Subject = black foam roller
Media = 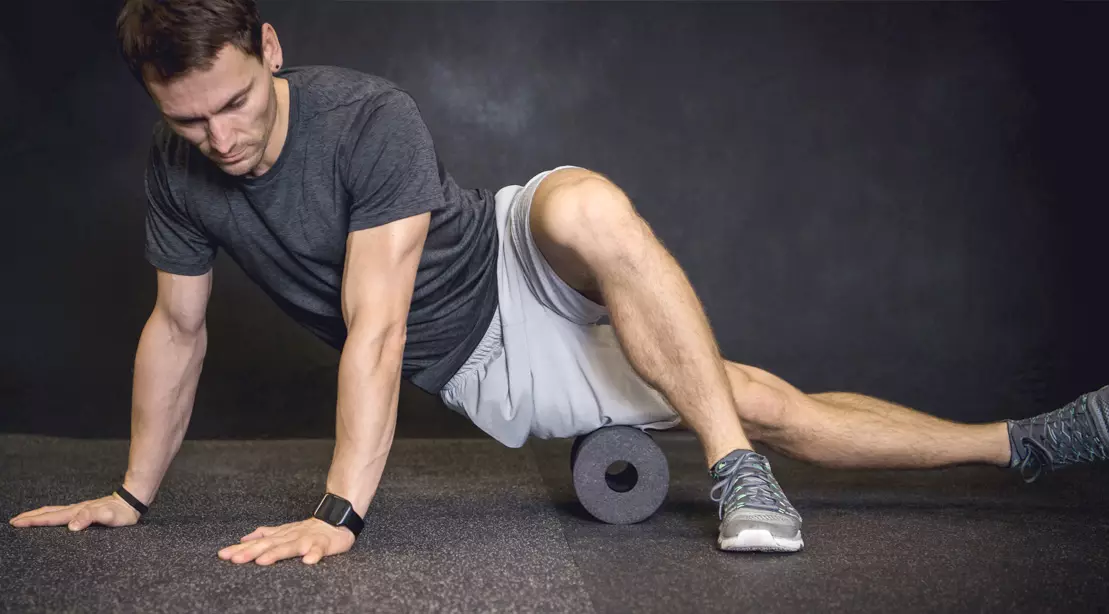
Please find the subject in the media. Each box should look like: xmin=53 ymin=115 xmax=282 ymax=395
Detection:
xmin=570 ymin=434 xmax=585 ymax=470
xmin=570 ymin=426 xmax=670 ymax=525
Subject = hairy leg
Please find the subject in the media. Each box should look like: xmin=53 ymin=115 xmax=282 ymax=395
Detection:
xmin=724 ymin=362 xmax=1013 ymax=469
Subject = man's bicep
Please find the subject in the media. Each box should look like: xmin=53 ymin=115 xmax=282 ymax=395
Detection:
xmin=341 ymin=212 xmax=431 ymax=335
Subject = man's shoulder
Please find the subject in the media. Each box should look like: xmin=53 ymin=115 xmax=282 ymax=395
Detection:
xmin=146 ymin=121 xmax=222 ymax=208
xmin=147 ymin=120 xmax=194 ymax=176
xmin=285 ymin=65 xmax=409 ymax=118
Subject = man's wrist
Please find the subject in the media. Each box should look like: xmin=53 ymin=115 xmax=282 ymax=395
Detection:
xmin=113 ymin=486 xmax=149 ymax=515
xmin=326 ymin=450 xmax=390 ymax=518
xmin=312 ymin=493 xmax=365 ymax=538
xmin=323 ymin=480 xmax=371 ymax=518
xmin=121 ymin=475 xmax=156 ymax=507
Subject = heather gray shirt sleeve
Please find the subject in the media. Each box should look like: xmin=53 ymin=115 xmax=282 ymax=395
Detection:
xmin=143 ymin=138 xmax=218 ymax=276
xmin=341 ymin=90 xmax=445 ymax=233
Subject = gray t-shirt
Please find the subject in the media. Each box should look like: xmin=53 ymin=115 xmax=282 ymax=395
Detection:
xmin=144 ymin=65 xmax=498 ymax=395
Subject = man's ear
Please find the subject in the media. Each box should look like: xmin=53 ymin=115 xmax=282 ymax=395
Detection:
xmin=261 ymin=23 xmax=284 ymax=73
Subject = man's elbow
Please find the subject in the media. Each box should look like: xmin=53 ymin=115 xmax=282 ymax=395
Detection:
xmin=344 ymin=319 xmax=407 ymax=360
xmin=150 ymin=306 xmax=206 ymax=343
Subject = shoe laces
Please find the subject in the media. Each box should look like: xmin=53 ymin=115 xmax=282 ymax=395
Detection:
xmin=1017 ymin=392 xmax=1108 ymax=483
xmin=709 ymin=453 xmax=798 ymax=521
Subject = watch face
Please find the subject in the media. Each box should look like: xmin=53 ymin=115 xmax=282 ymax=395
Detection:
xmin=315 ymin=495 xmax=351 ymax=524
xmin=313 ymin=494 xmax=364 ymax=538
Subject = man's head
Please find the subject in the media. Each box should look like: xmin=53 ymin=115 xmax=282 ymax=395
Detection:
xmin=117 ymin=0 xmax=285 ymax=176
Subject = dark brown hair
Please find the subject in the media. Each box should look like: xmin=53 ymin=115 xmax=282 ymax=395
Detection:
xmin=116 ymin=0 xmax=264 ymax=84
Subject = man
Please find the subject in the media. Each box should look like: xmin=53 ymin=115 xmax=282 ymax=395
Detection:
xmin=9 ymin=0 xmax=1108 ymax=565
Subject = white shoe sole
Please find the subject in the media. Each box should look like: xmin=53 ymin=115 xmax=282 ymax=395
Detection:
xmin=718 ymin=529 xmax=804 ymax=553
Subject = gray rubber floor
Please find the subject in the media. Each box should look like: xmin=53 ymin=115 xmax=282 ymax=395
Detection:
xmin=2 ymin=432 xmax=1107 ymax=613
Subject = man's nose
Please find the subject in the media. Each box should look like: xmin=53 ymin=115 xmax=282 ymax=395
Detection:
xmin=207 ymin=117 xmax=234 ymax=155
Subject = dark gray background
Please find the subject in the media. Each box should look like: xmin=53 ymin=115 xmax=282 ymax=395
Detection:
xmin=1 ymin=1 xmax=1105 ymax=439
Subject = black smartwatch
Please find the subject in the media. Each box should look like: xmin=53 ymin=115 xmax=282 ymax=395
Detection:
xmin=312 ymin=493 xmax=365 ymax=538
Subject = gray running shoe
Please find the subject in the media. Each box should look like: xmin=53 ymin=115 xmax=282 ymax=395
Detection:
xmin=709 ymin=449 xmax=803 ymax=552
xmin=1008 ymin=386 xmax=1109 ymax=483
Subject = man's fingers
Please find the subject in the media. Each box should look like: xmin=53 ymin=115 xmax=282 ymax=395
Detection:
xmin=302 ymin=542 xmax=326 ymax=565
xmin=68 ymin=507 xmax=93 ymax=531
xmin=221 ymin=536 xmax=297 ymax=564
xmin=238 ymin=536 xmax=298 ymax=564
xmin=218 ymin=541 xmax=254 ymax=560
xmin=12 ymin=505 xmax=68 ymax=520
xmin=17 ymin=507 xmax=79 ymax=528
xmin=10 ymin=506 xmax=74 ymax=526
xmin=256 ymin=538 xmax=312 ymax=566
xmin=220 ymin=536 xmax=268 ymax=559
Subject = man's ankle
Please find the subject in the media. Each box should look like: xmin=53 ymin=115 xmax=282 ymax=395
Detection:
xmin=709 ymin=448 xmax=761 ymax=480
xmin=999 ymin=421 xmax=1016 ymax=468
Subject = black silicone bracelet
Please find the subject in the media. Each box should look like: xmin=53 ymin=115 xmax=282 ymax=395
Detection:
xmin=114 ymin=486 xmax=149 ymax=516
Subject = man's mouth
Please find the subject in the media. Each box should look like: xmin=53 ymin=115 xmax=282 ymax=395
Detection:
xmin=218 ymin=150 xmax=245 ymax=164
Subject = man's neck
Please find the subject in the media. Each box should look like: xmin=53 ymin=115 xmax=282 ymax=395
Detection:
xmin=251 ymin=77 xmax=290 ymax=177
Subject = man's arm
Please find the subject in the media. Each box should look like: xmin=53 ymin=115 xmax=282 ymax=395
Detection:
xmin=218 ymin=88 xmax=443 ymax=566
xmin=125 ymin=269 xmax=213 ymax=505
xmin=326 ymin=211 xmax=432 ymax=517
xmin=10 ymin=269 xmax=211 ymax=529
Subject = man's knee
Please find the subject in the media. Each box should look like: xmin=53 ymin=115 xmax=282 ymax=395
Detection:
xmin=534 ymin=170 xmax=647 ymax=259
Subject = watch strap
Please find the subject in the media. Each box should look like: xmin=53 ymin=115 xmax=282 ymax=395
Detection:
xmin=114 ymin=486 xmax=149 ymax=515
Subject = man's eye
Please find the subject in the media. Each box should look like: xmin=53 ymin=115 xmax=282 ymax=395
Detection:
xmin=230 ymin=98 xmax=246 ymax=109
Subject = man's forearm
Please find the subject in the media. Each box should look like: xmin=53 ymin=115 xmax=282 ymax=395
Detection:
xmin=123 ymin=313 xmax=207 ymax=505
xmin=326 ymin=328 xmax=405 ymax=518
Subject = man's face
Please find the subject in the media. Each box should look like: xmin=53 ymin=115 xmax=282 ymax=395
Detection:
xmin=146 ymin=44 xmax=277 ymax=177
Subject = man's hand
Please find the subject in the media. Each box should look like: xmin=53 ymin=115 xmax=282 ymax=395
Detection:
xmin=218 ymin=518 xmax=356 ymax=566
xmin=9 ymin=494 xmax=141 ymax=530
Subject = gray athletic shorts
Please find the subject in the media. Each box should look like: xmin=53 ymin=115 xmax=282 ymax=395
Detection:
xmin=439 ymin=165 xmax=683 ymax=448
